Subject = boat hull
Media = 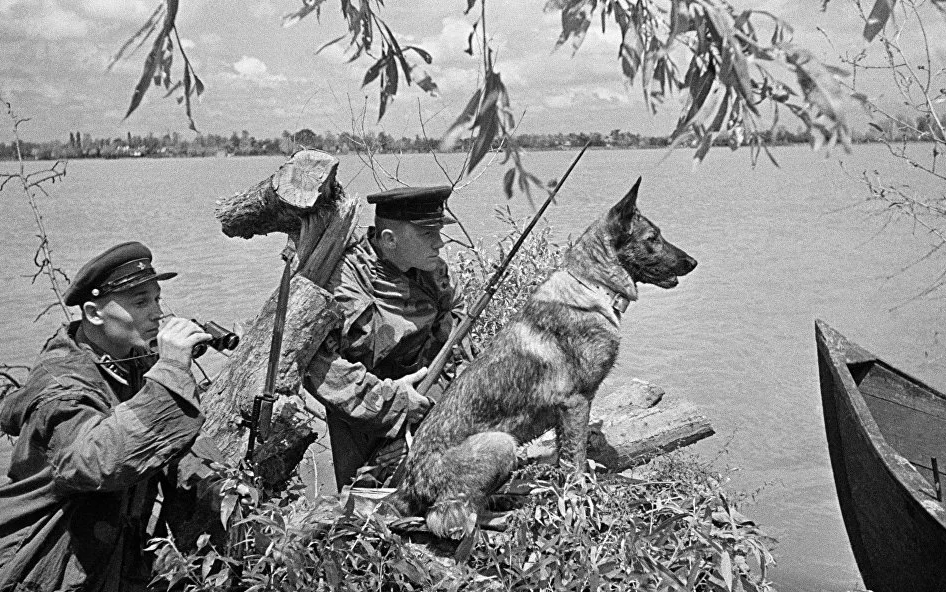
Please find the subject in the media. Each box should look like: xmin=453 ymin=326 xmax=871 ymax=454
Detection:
xmin=817 ymin=320 xmax=946 ymax=592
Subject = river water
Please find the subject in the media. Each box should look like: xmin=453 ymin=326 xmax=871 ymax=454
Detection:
xmin=2 ymin=146 xmax=945 ymax=591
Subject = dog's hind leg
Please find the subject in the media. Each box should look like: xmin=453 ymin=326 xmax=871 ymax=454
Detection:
xmin=425 ymin=431 xmax=517 ymax=539
xmin=556 ymin=394 xmax=592 ymax=472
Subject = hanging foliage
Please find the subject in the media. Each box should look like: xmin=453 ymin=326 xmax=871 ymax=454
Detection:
xmin=111 ymin=0 xmax=204 ymax=131
xmin=115 ymin=0 xmax=856 ymax=190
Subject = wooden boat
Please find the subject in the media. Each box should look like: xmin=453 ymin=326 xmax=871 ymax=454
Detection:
xmin=816 ymin=319 xmax=946 ymax=592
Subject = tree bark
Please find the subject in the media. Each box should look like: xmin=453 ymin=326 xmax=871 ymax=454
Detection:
xmin=200 ymin=276 xmax=340 ymax=483
xmin=203 ymin=150 xmax=357 ymax=488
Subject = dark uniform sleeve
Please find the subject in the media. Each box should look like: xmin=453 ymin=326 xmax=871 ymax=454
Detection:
xmin=304 ymin=255 xmax=413 ymax=438
xmin=305 ymin=317 xmax=412 ymax=439
xmin=34 ymin=359 xmax=204 ymax=493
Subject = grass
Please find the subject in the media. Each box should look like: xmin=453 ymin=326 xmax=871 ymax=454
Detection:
xmin=149 ymin=454 xmax=777 ymax=591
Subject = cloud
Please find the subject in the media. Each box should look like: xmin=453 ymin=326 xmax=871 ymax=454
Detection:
xmin=2 ymin=1 xmax=91 ymax=39
xmin=223 ymin=55 xmax=290 ymax=88
xmin=234 ymin=55 xmax=268 ymax=78
xmin=0 ymin=0 xmax=158 ymax=41
xmin=544 ymin=90 xmax=576 ymax=110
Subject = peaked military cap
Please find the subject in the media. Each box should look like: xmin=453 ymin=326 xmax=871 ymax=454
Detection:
xmin=64 ymin=241 xmax=177 ymax=306
xmin=367 ymin=185 xmax=457 ymax=227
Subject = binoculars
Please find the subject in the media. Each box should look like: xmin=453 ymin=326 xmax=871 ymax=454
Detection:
xmin=192 ymin=320 xmax=240 ymax=358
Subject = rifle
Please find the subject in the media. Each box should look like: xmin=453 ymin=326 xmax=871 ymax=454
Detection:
xmin=414 ymin=142 xmax=591 ymax=397
xmin=245 ymin=245 xmax=294 ymax=463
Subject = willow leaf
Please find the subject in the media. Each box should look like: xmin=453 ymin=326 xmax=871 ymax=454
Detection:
xmin=863 ymin=0 xmax=896 ymax=41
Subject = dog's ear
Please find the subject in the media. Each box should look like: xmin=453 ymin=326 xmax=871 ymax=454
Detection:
xmin=609 ymin=176 xmax=641 ymax=222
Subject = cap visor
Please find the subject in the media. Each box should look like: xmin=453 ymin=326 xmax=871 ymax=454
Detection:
xmin=110 ymin=271 xmax=177 ymax=294
xmin=409 ymin=213 xmax=458 ymax=227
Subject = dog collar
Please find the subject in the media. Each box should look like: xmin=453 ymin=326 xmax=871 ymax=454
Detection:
xmin=566 ymin=271 xmax=632 ymax=314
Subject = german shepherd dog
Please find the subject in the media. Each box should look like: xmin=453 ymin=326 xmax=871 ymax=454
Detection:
xmin=394 ymin=178 xmax=697 ymax=538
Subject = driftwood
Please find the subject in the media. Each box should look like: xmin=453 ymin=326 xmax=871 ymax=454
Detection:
xmin=203 ymin=150 xmax=357 ymax=487
xmin=523 ymin=378 xmax=715 ymax=471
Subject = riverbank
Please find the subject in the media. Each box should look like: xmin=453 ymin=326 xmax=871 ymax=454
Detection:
xmin=2 ymin=134 xmax=923 ymax=162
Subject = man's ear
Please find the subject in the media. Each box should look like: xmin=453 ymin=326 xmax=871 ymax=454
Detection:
xmin=378 ymin=227 xmax=398 ymax=250
xmin=82 ymin=301 xmax=104 ymax=326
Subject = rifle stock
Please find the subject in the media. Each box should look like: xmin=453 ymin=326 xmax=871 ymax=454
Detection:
xmin=245 ymin=246 xmax=294 ymax=463
xmin=415 ymin=143 xmax=590 ymax=396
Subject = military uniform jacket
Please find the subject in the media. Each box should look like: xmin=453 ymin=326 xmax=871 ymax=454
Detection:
xmin=0 ymin=322 xmax=208 ymax=592
xmin=307 ymin=231 xmax=464 ymax=439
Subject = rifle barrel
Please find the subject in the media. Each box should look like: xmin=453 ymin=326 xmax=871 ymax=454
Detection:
xmin=415 ymin=143 xmax=590 ymax=396
xmin=246 ymin=247 xmax=293 ymax=462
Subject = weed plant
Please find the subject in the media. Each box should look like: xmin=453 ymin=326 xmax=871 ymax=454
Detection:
xmin=451 ymin=207 xmax=566 ymax=348
xmin=149 ymin=454 xmax=775 ymax=591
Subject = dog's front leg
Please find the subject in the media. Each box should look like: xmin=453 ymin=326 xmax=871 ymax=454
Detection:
xmin=556 ymin=394 xmax=592 ymax=472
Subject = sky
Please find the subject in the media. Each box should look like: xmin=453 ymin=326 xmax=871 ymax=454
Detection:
xmin=0 ymin=0 xmax=943 ymax=143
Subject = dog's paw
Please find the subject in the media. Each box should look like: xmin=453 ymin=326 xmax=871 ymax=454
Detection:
xmin=425 ymin=496 xmax=477 ymax=540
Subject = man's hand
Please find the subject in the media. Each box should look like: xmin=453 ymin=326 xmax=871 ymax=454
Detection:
xmin=395 ymin=367 xmax=433 ymax=425
xmin=157 ymin=317 xmax=211 ymax=368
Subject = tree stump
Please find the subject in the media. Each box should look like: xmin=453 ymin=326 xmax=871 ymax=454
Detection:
xmin=203 ymin=149 xmax=359 ymax=488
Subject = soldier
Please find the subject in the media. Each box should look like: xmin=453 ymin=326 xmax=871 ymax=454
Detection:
xmin=305 ymin=186 xmax=466 ymax=491
xmin=0 ymin=241 xmax=221 ymax=591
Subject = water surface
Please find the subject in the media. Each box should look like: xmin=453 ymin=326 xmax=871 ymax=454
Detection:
xmin=3 ymin=146 xmax=945 ymax=591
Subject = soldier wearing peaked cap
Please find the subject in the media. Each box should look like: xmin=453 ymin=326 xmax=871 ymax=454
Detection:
xmin=0 ymin=241 xmax=225 ymax=592
xmin=305 ymin=186 xmax=469 ymax=491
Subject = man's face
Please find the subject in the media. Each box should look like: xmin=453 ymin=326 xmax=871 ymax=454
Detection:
xmin=94 ymin=281 xmax=163 ymax=354
xmin=392 ymin=222 xmax=445 ymax=272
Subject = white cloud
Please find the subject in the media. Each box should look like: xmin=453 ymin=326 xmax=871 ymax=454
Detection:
xmin=592 ymin=86 xmax=630 ymax=104
xmin=421 ymin=16 xmax=474 ymax=61
xmin=226 ymin=55 xmax=289 ymax=88
xmin=29 ymin=8 xmax=89 ymax=38
xmin=1 ymin=1 xmax=91 ymax=39
xmin=234 ymin=55 xmax=269 ymax=78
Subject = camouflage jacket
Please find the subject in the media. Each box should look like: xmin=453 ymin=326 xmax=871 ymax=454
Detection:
xmin=307 ymin=230 xmax=464 ymax=439
xmin=0 ymin=322 xmax=217 ymax=592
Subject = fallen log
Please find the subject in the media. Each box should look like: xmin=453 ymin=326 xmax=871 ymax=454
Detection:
xmin=523 ymin=379 xmax=715 ymax=472
xmin=202 ymin=149 xmax=356 ymax=487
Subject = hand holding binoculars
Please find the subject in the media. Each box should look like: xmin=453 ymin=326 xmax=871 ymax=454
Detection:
xmin=191 ymin=320 xmax=240 ymax=358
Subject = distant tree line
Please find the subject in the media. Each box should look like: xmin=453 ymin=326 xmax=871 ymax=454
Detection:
xmin=0 ymin=120 xmax=937 ymax=161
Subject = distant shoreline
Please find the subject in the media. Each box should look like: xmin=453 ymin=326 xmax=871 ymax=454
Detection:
xmin=0 ymin=137 xmax=932 ymax=163
xmin=2 ymin=125 xmax=934 ymax=162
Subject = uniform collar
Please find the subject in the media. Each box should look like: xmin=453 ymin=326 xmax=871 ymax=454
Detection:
xmin=74 ymin=324 xmax=135 ymax=386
